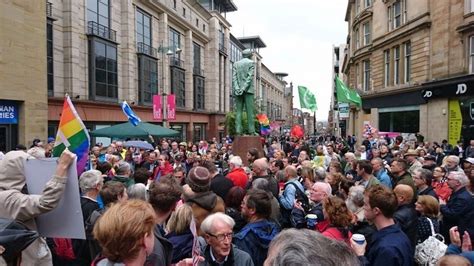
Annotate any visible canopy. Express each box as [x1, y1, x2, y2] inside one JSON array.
[[90, 122, 179, 138]]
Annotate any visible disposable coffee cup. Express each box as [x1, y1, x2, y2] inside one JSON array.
[[305, 214, 318, 228], [352, 234, 366, 245]]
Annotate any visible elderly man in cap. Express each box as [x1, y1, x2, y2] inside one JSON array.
[[404, 149, 422, 176], [200, 213, 253, 266], [422, 154, 437, 171], [184, 166, 225, 236]]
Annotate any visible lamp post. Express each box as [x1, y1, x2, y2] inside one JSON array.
[[158, 40, 181, 127]]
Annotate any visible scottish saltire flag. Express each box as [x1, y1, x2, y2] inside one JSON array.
[[52, 96, 90, 175], [121, 101, 141, 126]]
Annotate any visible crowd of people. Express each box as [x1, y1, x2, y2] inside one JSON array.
[[1, 134, 474, 266]]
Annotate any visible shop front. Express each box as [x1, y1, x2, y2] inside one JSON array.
[[421, 74, 474, 146], [0, 101, 19, 152]]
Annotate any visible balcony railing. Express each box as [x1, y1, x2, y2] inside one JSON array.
[[193, 67, 204, 76], [219, 43, 227, 55], [169, 56, 184, 68], [87, 21, 116, 42], [46, 2, 53, 17], [137, 42, 158, 58]]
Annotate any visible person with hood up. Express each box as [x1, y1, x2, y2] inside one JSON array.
[[184, 166, 225, 236], [0, 149, 76, 265], [233, 189, 280, 266]]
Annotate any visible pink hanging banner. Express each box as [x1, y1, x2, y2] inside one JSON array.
[[153, 95, 162, 121], [167, 94, 176, 121]]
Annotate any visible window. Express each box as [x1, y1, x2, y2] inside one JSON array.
[[394, 46, 400, 85], [136, 9, 151, 47], [355, 63, 359, 89], [171, 68, 185, 108], [138, 56, 158, 105], [365, 0, 372, 8], [404, 41, 411, 83], [193, 42, 201, 74], [182, 7, 186, 17], [356, 0, 360, 14], [388, 0, 405, 30], [87, 0, 109, 27], [194, 76, 205, 110], [193, 124, 206, 143], [89, 39, 118, 100], [355, 28, 360, 49], [384, 50, 390, 87], [219, 24, 225, 51], [47, 20, 54, 96], [470, 36, 474, 73], [468, 0, 474, 13], [363, 22, 371, 45], [202, 24, 206, 32], [379, 110, 419, 133], [196, 18, 199, 27], [363, 60, 370, 91], [169, 28, 181, 60], [173, 0, 177, 9]]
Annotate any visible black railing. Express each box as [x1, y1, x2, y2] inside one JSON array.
[[193, 67, 204, 76], [170, 56, 184, 68], [137, 42, 158, 58], [87, 21, 116, 42], [219, 43, 227, 55]]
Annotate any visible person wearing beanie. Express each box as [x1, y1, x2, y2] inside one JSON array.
[[184, 166, 225, 236]]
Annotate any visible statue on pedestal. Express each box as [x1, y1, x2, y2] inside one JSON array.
[[232, 49, 256, 135]]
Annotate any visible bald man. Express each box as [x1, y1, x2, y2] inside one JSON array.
[[250, 158, 279, 198], [279, 165, 308, 228], [393, 184, 418, 248]]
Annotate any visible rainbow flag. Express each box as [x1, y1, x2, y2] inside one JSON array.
[[52, 96, 90, 175]]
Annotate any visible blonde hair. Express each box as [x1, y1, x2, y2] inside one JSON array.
[[93, 200, 156, 262], [166, 204, 193, 234]]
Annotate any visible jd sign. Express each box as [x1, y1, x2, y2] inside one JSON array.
[[422, 83, 469, 99]]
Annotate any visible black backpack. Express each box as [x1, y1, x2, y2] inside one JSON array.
[[279, 181, 309, 228]]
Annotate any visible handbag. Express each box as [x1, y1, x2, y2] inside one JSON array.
[[414, 217, 447, 265]]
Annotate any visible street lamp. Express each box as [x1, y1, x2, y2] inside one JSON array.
[[158, 40, 181, 127]]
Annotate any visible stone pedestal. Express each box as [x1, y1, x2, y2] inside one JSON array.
[[233, 136, 263, 166]]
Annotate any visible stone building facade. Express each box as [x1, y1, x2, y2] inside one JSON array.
[[342, 0, 474, 145], [0, 1, 48, 150], [45, 0, 236, 143]]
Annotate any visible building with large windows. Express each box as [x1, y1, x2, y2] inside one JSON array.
[[342, 0, 474, 144], [45, 0, 237, 143]]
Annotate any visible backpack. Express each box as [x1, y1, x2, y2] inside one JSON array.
[[279, 181, 309, 228]]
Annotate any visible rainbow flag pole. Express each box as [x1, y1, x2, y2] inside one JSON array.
[[52, 95, 90, 176]]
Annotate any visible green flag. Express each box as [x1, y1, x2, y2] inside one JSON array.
[[298, 86, 317, 112], [335, 76, 362, 107]]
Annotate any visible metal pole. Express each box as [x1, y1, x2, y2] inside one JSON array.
[[161, 40, 167, 128]]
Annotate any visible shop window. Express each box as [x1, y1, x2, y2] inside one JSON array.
[[379, 110, 419, 133]]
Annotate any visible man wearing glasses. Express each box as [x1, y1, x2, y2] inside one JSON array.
[[200, 213, 253, 266]]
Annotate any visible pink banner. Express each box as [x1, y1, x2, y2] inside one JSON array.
[[167, 94, 176, 121], [153, 95, 162, 121]]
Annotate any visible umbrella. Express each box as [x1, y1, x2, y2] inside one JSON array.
[[0, 218, 39, 263], [90, 121, 179, 138], [124, 140, 154, 150]]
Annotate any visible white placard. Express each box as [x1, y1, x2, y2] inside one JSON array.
[[24, 158, 85, 239]]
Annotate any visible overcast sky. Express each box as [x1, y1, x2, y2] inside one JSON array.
[[226, 0, 348, 121]]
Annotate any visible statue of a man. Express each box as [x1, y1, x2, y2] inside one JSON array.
[[232, 49, 255, 135]]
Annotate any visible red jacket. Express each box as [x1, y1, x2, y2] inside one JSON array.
[[153, 162, 174, 181], [226, 167, 248, 188]]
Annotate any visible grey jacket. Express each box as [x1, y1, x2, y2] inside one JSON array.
[[0, 151, 68, 265], [200, 243, 254, 266]]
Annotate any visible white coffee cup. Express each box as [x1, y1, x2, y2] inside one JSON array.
[[352, 233, 366, 245]]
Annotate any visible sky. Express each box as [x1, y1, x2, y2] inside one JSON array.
[[226, 0, 348, 122]]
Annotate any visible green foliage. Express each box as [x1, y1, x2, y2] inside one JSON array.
[[225, 111, 260, 136]]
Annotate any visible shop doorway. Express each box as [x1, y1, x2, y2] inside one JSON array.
[[0, 124, 17, 152]]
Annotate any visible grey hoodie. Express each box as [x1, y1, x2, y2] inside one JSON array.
[[0, 151, 68, 265]]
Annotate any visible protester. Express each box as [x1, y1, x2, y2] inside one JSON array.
[[0, 149, 75, 265], [390, 158, 416, 195], [200, 213, 254, 266], [414, 168, 437, 199], [227, 156, 248, 189], [371, 158, 392, 188], [225, 186, 247, 233], [234, 189, 280, 266], [165, 204, 194, 264], [92, 200, 155, 265], [110, 161, 135, 188], [350, 185, 413, 265], [320, 196, 353, 243], [147, 178, 183, 266], [356, 160, 380, 189], [415, 195, 440, 243], [251, 158, 279, 198], [264, 229, 359, 266]]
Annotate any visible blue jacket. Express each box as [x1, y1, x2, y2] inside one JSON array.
[[279, 179, 305, 210], [361, 224, 413, 266], [233, 220, 280, 266], [374, 169, 392, 189], [440, 187, 472, 239], [165, 230, 193, 264], [445, 244, 474, 264]]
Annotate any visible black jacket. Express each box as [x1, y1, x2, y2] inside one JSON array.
[[393, 203, 418, 248], [146, 224, 173, 266], [441, 187, 472, 243], [251, 175, 279, 198], [417, 186, 438, 199]]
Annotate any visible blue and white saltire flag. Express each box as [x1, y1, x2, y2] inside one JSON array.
[[121, 101, 141, 126]]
